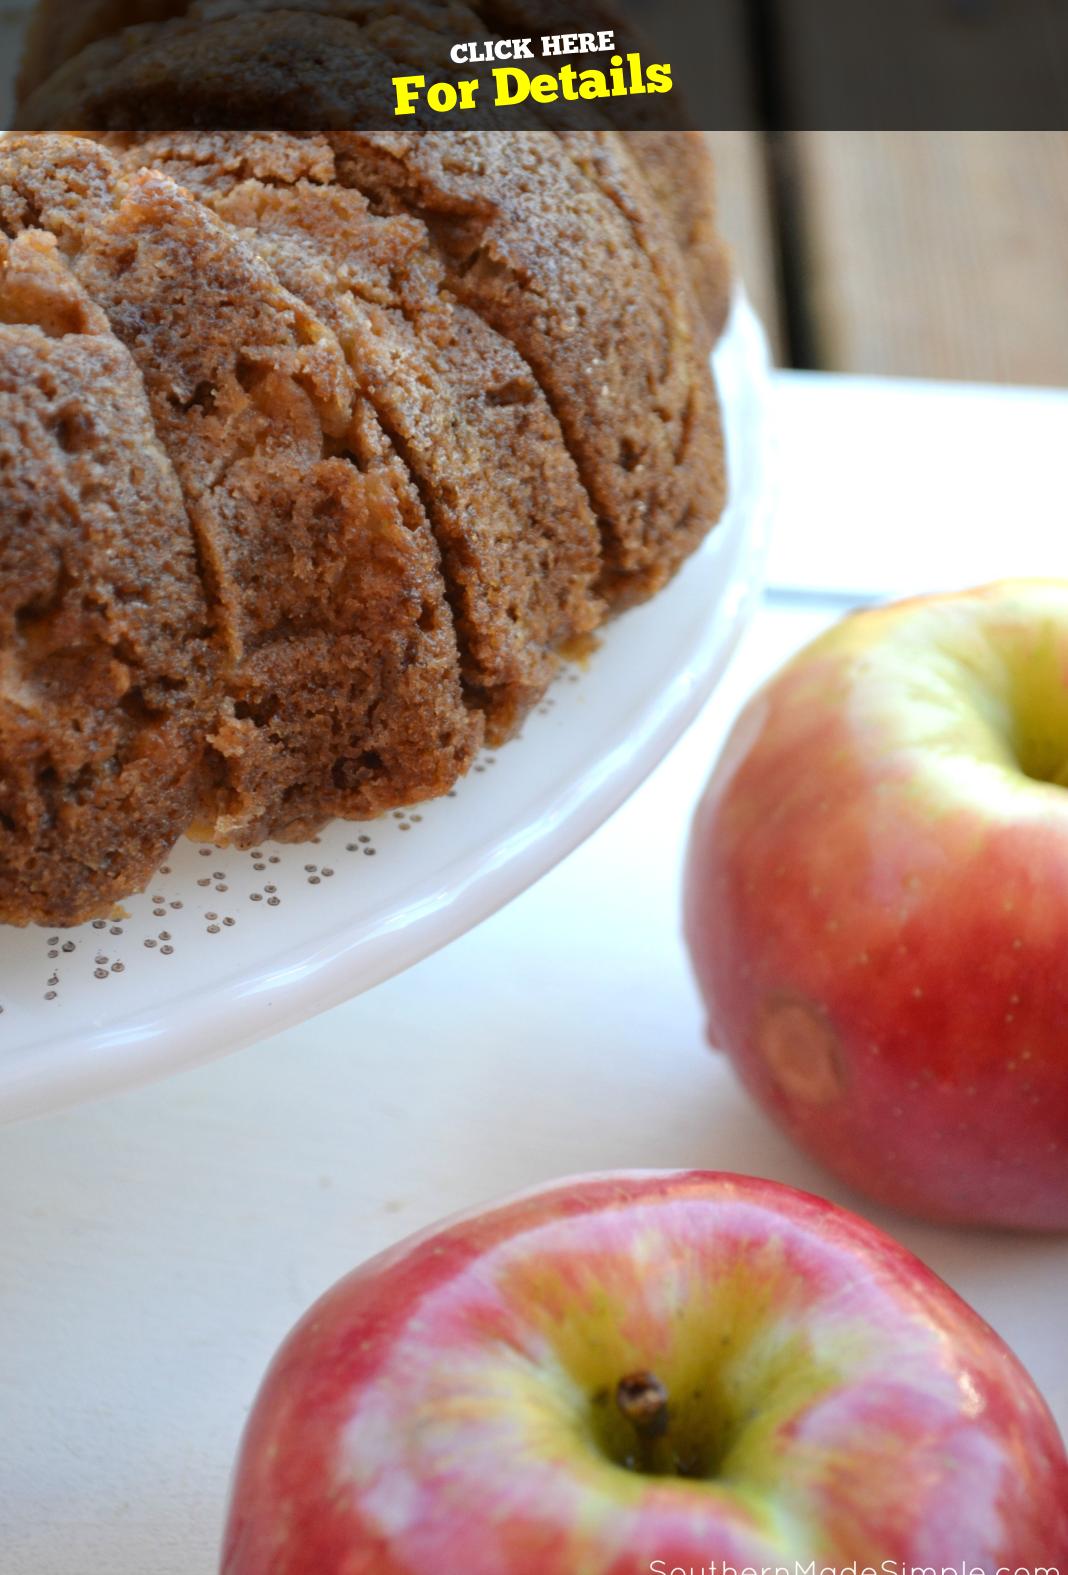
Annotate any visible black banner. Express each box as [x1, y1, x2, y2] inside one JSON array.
[[6, 0, 1068, 130]]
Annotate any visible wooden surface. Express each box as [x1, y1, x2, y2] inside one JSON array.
[[785, 131, 1068, 387], [707, 129, 1068, 387]]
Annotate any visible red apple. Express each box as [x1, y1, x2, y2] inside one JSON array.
[[686, 581, 1068, 1230], [220, 1171, 1068, 1572]]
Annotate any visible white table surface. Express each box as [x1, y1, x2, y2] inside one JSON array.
[[2, 371, 1067, 1574]]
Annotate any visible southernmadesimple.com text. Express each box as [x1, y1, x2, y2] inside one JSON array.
[[649, 1563, 1061, 1575]]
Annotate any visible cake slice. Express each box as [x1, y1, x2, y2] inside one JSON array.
[[555, 129, 728, 591], [105, 130, 604, 742], [615, 132, 733, 348], [0, 134, 481, 850], [0, 229, 215, 926], [330, 130, 727, 606]]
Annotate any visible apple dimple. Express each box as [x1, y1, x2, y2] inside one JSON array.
[[757, 998, 844, 1106]]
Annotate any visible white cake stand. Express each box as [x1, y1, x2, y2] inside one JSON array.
[[0, 292, 774, 1123]]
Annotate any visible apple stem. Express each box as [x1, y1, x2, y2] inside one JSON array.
[[616, 1371, 672, 1473]]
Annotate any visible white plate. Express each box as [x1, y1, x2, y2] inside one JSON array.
[[0, 292, 773, 1123]]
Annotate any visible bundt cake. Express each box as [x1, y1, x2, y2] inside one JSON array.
[[1, 125, 730, 924]]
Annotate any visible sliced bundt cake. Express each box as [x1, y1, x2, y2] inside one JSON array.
[[0, 120, 730, 926]]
